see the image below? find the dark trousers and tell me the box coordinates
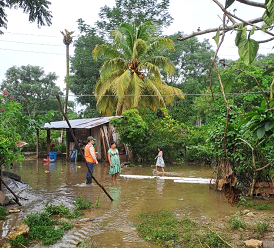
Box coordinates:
[86,162,94,178]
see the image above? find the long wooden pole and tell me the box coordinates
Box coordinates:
[56,95,113,201]
[0,176,22,206]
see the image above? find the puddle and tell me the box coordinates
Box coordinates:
[0,160,237,247]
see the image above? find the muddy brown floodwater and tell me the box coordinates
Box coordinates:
[1,159,238,247]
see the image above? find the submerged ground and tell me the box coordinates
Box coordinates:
[1,159,274,247]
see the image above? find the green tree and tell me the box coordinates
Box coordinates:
[220,61,271,112]
[93,22,184,116]
[95,0,173,37]
[161,33,216,124]
[0,90,53,167]
[0,0,52,34]
[0,65,64,120]
[70,19,105,117]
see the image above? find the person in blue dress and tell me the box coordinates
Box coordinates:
[108,142,121,183]
[155,146,165,173]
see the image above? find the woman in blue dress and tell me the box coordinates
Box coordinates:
[108,142,121,183]
[155,146,165,173]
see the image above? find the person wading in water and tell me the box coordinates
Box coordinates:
[84,136,98,184]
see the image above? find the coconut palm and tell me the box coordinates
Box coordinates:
[93,22,184,116]
[60,29,74,115]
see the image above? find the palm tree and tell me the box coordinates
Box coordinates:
[60,29,74,115]
[93,22,184,116]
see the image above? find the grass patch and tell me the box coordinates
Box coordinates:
[24,212,70,245]
[256,222,270,235]
[136,211,232,247]
[136,210,178,246]
[8,197,97,246]
[75,197,93,210]
[0,206,8,220]
[230,217,246,230]
[236,197,272,210]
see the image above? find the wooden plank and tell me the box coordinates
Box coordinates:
[100,128,107,162]
[103,125,110,149]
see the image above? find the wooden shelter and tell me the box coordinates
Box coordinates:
[42,116,122,161]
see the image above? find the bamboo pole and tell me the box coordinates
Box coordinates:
[55,95,113,201]
[0,176,22,206]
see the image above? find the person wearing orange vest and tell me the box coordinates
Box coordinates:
[84,136,98,184]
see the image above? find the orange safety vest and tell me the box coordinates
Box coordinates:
[84,143,96,163]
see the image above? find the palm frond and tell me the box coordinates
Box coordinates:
[147,56,175,75]
[137,21,156,41]
[93,44,120,61]
[100,58,127,82]
[160,83,184,104]
[131,72,144,107]
[132,39,148,61]
[147,37,174,54]
[140,62,162,84]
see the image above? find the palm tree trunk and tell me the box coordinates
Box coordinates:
[64,44,69,115]
[61,44,70,144]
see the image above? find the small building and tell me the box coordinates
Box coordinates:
[43,116,122,161]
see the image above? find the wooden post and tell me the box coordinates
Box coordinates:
[36,129,39,158]
[100,128,107,161]
[66,129,69,161]
[46,129,51,155]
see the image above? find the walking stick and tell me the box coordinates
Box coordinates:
[55,95,113,201]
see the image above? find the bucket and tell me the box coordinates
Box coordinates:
[48,152,57,162]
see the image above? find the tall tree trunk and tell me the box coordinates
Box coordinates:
[64,44,69,116]
[61,44,70,143]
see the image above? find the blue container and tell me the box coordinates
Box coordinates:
[49,152,57,162]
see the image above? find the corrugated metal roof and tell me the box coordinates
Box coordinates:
[44,116,122,129]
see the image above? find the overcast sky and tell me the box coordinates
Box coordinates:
[0,0,271,104]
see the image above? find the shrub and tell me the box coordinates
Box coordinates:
[230,217,246,230]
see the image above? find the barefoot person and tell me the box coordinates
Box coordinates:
[84,136,98,184]
[155,146,165,173]
[108,142,121,183]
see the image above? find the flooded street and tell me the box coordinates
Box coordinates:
[1,159,238,247]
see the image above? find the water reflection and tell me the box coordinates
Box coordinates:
[109,186,121,209]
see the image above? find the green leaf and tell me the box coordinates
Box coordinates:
[235,25,246,46]
[256,126,265,139]
[265,122,274,131]
[213,29,220,45]
[265,0,273,10]
[263,1,274,25]
[223,76,234,93]
[263,67,274,76]
[226,0,235,8]
[238,38,259,65]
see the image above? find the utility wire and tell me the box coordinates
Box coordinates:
[0,47,65,55]
[0,40,64,47]
[67,91,270,97]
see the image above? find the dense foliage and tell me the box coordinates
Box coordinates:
[1,65,63,120]
[95,0,173,37]
[0,0,52,34]
[0,90,53,167]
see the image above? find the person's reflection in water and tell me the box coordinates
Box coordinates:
[156,177,165,196]
[109,186,121,209]
[70,163,76,172]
